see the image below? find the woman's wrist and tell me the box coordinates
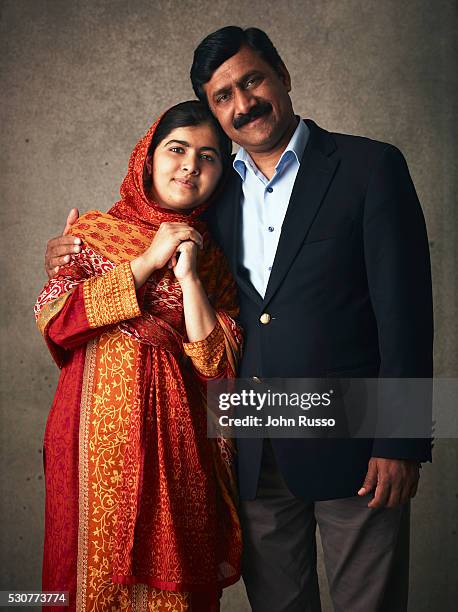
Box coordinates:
[178,273,201,290]
[130,254,158,288]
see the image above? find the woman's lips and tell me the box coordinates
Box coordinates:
[174,178,197,190]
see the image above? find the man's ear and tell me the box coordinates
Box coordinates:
[277,61,291,92]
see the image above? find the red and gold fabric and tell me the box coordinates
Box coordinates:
[35,116,242,612]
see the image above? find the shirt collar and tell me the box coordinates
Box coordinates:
[233,117,309,181]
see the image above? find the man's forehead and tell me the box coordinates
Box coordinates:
[206,47,265,90]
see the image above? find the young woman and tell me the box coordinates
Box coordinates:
[34,101,242,612]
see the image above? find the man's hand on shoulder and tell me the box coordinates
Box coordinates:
[358,457,420,508]
[45,208,81,278]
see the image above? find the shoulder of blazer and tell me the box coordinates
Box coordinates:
[311,119,398,161]
[304,119,406,187]
[303,118,337,158]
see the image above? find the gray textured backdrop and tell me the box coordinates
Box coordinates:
[1,1,457,610]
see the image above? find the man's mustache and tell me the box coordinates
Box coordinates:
[233,101,272,130]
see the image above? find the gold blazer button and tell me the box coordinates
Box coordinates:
[260,313,271,325]
[252,376,262,384]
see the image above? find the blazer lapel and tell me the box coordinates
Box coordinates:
[262,120,340,308]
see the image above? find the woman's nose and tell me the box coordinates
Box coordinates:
[182,154,200,175]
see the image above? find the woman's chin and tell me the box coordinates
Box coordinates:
[157,198,202,212]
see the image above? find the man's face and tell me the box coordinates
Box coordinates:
[203,45,295,154]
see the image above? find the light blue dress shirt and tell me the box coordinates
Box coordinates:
[233,117,310,297]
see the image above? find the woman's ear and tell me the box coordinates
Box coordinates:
[145,154,153,175]
[143,153,153,186]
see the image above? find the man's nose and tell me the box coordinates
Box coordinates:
[233,87,256,116]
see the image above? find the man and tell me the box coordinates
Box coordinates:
[46,27,433,612]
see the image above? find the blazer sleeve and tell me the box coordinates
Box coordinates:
[363,145,433,461]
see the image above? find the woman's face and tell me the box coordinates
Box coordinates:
[147,123,223,211]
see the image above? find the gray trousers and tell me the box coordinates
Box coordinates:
[239,440,409,612]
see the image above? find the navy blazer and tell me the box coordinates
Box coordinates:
[205,119,433,501]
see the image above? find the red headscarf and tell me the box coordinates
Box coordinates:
[109,113,215,234]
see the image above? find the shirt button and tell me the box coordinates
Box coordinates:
[268,266,272,271]
[267,187,273,193]
[268,226,274,232]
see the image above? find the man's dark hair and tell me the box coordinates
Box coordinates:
[190,26,285,104]
[148,100,232,171]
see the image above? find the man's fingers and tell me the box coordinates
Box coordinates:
[45,236,81,266]
[63,208,80,235]
[45,212,81,279]
[45,235,82,278]
[358,461,377,496]
[49,255,72,267]
[386,485,402,508]
[368,481,390,508]
[48,235,81,248]
[357,480,376,495]
[46,256,72,275]
[46,236,81,264]
[49,242,82,258]
[360,459,421,508]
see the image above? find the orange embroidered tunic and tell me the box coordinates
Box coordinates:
[35,116,242,612]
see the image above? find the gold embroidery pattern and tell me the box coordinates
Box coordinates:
[84,330,137,611]
[132,584,149,612]
[77,339,98,612]
[77,331,191,611]
[84,261,140,328]
[182,321,225,377]
[145,590,189,611]
[36,291,72,336]
[132,585,189,612]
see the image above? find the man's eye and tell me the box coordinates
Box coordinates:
[216,93,230,104]
[246,77,259,88]
[200,153,215,162]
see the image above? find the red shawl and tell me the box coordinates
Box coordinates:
[36,113,242,611]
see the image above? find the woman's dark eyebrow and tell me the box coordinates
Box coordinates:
[165,140,220,157]
[199,146,220,157]
[164,139,189,147]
